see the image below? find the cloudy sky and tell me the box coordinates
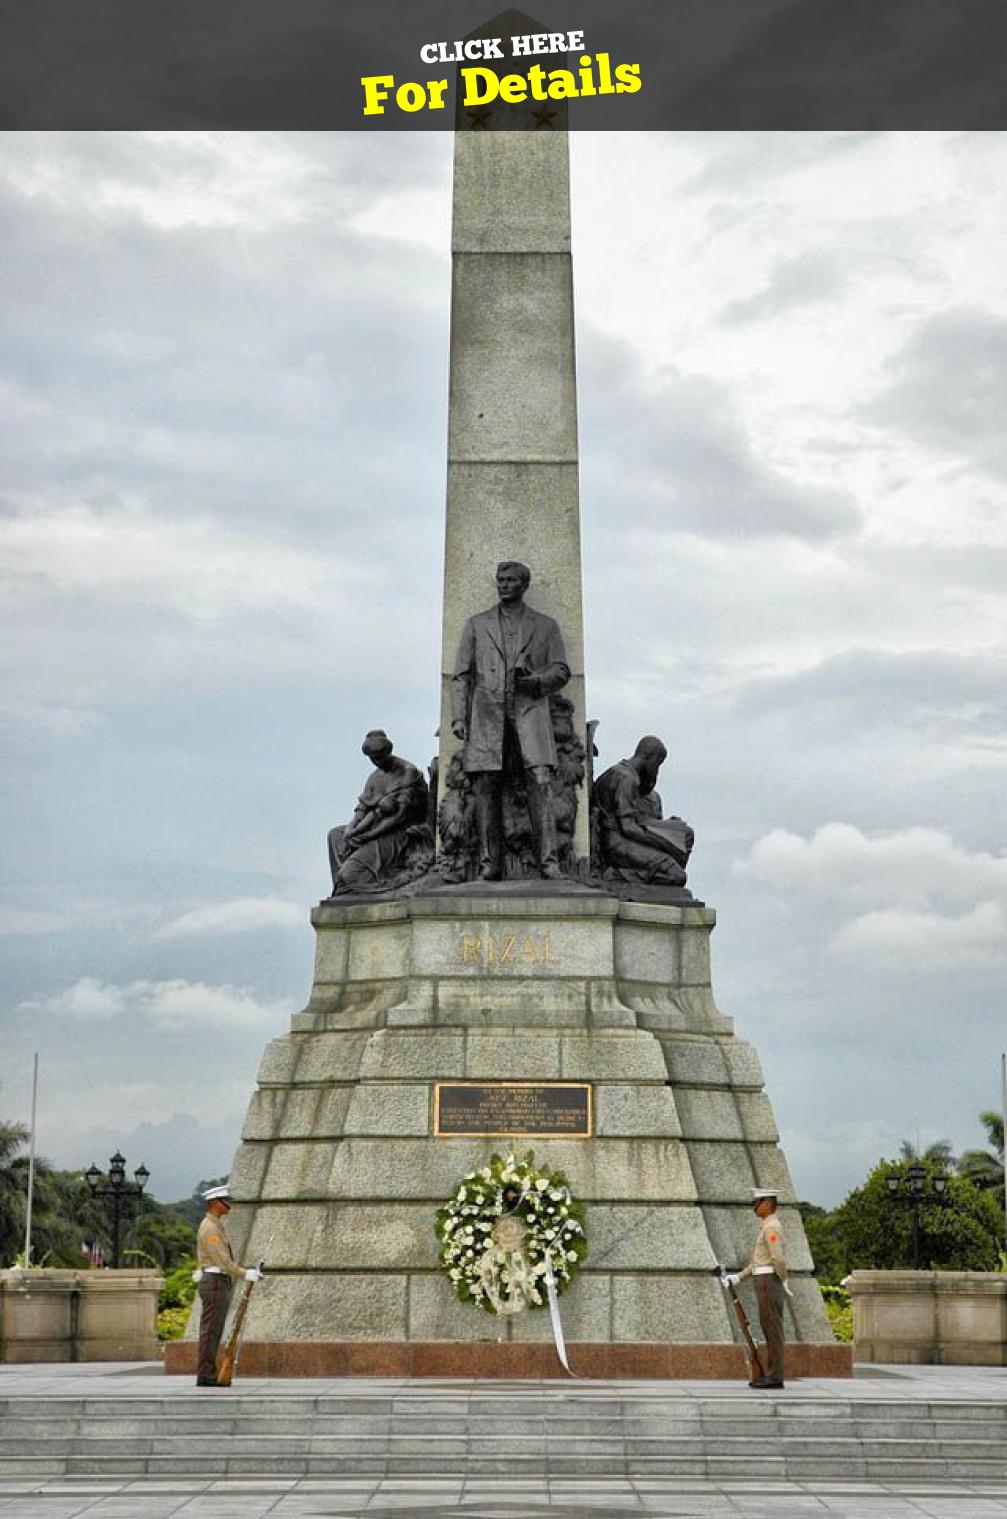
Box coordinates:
[1,131,1004,1208]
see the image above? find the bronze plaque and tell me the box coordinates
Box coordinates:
[434,1081,592,1138]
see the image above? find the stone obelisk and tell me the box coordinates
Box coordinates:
[437,58,588,859]
[167,15,847,1378]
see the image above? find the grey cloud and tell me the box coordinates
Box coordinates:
[719,225,938,328]
[0,134,450,730]
[721,249,849,325]
[866,307,1007,477]
[859,541,1007,598]
[682,132,880,194]
[0,131,448,235]
[0,169,449,547]
[734,647,1007,741]
[0,132,382,213]
[59,1111,244,1205]
[579,328,861,540]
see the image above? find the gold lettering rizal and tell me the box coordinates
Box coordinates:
[457,931,557,966]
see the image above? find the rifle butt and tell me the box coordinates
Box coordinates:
[728,1284,765,1381]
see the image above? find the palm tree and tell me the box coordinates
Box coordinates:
[0,1120,31,1264]
[958,1112,1005,1195]
[898,1137,956,1169]
[0,1123,100,1266]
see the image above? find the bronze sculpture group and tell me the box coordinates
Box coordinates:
[326,560,694,900]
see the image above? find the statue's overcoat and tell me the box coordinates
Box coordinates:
[451,606,570,773]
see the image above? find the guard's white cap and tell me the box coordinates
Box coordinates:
[203,1184,231,1202]
[751,1187,778,1201]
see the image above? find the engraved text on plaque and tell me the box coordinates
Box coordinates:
[434,1081,592,1138]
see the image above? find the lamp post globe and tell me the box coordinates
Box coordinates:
[883,1163,952,1269]
[79,1152,151,1269]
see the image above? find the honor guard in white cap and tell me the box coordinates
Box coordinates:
[194,1184,261,1386]
[721,1187,791,1388]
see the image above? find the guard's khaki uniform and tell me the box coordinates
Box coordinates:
[196,1211,246,1382]
[739,1212,787,1382]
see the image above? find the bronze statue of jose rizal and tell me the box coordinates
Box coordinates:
[451,561,571,881]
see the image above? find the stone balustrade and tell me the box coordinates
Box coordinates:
[850,1269,1007,1365]
[0,1268,163,1363]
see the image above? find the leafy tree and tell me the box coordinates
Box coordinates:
[798,1201,845,1286]
[832,1157,1002,1272]
[131,1200,196,1269]
[958,1111,1005,1197]
[29,1172,105,1266]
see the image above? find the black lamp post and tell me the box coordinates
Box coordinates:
[884,1164,950,1269]
[83,1152,150,1268]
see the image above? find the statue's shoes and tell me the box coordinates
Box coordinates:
[541,862,563,880]
[477,866,502,881]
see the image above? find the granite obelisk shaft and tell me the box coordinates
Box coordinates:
[437,124,588,858]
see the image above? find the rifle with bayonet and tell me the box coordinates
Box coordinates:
[713,1264,765,1382]
[217,1235,273,1387]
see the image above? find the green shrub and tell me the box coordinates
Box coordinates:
[157,1305,191,1341]
[819,1283,852,1343]
[158,1256,197,1311]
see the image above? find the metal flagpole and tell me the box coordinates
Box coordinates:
[23,1053,39,1267]
[1001,1051,1006,1251]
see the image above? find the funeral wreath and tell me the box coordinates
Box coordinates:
[435,1149,588,1315]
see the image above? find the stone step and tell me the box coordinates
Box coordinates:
[2,1453,1007,1481]
[5,1392,1006,1413]
[3,1420,1003,1445]
[3,1393,1007,1480]
[2,1401,1004,1427]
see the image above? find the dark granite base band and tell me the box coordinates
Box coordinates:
[164,1340,853,1379]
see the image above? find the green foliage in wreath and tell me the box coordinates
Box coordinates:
[435,1149,588,1315]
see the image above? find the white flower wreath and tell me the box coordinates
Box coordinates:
[435,1149,588,1315]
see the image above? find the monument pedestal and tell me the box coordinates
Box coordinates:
[168,892,847,1376]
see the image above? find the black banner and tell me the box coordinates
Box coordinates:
[1,0,1005,129]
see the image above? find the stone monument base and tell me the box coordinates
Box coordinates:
[164,1337,851,1378]
[189,891,836,1360]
